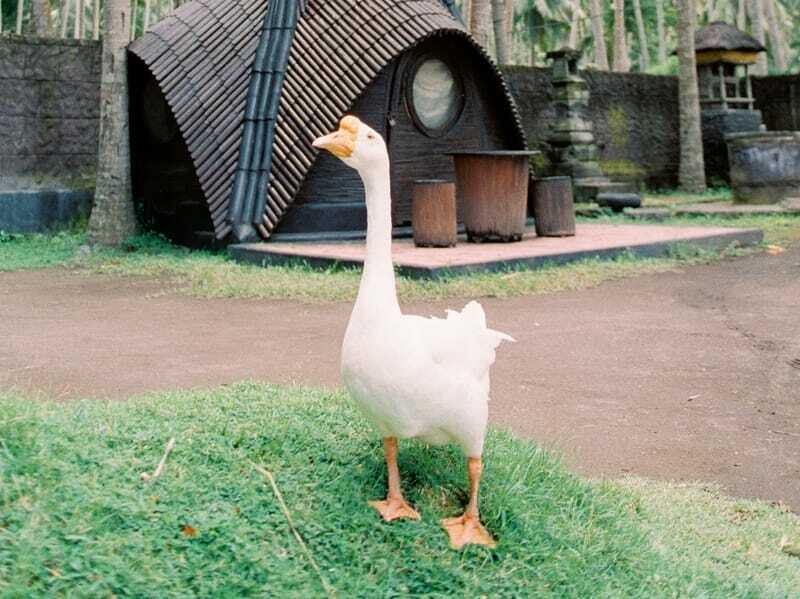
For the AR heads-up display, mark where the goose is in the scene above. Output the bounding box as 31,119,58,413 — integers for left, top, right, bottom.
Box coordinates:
312,116,515,550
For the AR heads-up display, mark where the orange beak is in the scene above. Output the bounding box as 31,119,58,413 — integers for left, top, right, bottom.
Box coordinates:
312,116,361,158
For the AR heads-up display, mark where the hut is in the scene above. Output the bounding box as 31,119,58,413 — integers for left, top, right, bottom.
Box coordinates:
128,0,526,245
693,21,766,184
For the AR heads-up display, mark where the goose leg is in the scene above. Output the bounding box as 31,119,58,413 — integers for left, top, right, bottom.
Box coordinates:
369,437,420,522
441,457,496,549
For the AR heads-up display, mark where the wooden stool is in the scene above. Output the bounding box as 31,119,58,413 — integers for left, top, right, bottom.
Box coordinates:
530,176,575,237
412,180,457,248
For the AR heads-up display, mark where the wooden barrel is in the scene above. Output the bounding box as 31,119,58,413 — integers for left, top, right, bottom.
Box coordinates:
530,176,575,237
452,153,529,243
411,179,457,248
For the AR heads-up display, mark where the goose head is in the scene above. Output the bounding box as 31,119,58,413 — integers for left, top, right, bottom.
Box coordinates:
312,116,388,175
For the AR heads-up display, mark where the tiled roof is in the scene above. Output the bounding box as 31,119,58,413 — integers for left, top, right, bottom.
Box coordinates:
131,0,526,240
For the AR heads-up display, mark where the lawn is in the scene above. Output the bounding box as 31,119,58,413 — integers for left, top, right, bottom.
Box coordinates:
1,383,798,597
2,210,799,303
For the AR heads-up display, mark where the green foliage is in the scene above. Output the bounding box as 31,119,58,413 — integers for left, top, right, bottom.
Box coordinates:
1,383,798,597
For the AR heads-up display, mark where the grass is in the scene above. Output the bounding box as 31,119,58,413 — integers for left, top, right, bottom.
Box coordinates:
1,382,798,597
1,211,799,303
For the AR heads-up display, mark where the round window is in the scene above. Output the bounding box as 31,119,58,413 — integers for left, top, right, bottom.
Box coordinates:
409,58,463,135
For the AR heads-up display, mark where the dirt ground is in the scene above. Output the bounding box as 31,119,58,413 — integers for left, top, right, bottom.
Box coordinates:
2,247,799,510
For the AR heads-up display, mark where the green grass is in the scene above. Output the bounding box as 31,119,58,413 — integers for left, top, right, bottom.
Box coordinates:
1,383,798,597
2,211,799,303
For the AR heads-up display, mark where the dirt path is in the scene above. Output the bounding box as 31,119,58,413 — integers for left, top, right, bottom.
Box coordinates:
2,248,799,509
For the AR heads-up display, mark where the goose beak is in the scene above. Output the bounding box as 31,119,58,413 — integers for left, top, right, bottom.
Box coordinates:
312,116,360,158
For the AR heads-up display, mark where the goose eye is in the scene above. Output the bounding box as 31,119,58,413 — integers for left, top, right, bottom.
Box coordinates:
367,133,376,140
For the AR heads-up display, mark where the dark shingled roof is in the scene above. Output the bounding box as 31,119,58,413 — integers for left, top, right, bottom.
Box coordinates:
695,21,767,53
130,0,526,241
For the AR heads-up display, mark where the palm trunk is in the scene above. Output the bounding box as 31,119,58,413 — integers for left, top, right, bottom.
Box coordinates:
491,0,508,63
749,0,767,74
632,0,649,70
93,0,100,39
88,0,137,246
0,0,3,33
612,0,629,71
60,0,70,37
676,0,706,192
73,0,82,38
30,0,52,35
462,0,472,30
130,0,137,40
568,0,581,48
706,0,717,21
656,0,667,64
143,0,150,30
470,0,491,50
589,0,609,69
16,0,24,34
504,0,513,61
764,0,786,71
737,0,746,29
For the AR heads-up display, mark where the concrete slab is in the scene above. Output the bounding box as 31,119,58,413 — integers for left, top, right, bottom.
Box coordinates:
230,223,764,279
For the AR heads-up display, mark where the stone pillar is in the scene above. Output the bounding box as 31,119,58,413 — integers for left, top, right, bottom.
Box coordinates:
545,48,604,181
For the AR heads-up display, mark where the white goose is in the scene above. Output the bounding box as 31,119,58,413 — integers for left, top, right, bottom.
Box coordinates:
313,116,515,550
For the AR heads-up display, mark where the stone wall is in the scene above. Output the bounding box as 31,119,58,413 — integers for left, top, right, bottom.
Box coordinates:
0,36,101,190
502,66,680,188
752,74,800,132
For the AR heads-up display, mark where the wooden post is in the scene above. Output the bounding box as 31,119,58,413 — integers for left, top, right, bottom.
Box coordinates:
530,176,575,237
412,180,457,248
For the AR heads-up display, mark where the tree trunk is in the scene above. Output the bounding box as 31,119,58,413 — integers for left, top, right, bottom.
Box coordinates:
16,0,24,34
462,0,472,31
676,0,707,192
491,0,508,63
130,0,137,40
0,0,3,33
737,0,746,30
470,0,491,50
143,0,150,30
60,0,70,37
93,0,100,39
632,0,649,71
749,0,767,74
88,0,138,247
30,0,52,35
504,0,513,60
589,0,609,69
612,0,629,72
568,0,581,48
656,0,667,64
73,0,82,38
764,0,786,71
706,0,717,21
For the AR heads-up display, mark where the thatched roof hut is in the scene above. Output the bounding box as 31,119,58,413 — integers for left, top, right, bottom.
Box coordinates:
695,21,766,63
128,0,526,245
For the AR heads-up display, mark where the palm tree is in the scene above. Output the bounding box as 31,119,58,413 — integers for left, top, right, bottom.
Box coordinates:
632,0,649,70
676,0,706,192
656,0,667,64
749,0,767,74
88,0,138,246
589,0,609,68
764,0,787,70
471,0,491,49
492,0,509,62
612,0,629,71
30,0,52,35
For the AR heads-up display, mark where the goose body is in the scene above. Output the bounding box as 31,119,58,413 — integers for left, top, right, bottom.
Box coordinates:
313,115,514,549
342,300,512,456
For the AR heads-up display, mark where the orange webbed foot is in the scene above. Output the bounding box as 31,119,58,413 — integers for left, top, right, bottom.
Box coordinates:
369,497,421,522
441,514,497,550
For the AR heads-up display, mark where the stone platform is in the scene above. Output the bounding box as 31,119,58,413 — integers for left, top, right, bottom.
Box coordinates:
627,198,800,220
230,223,763,279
